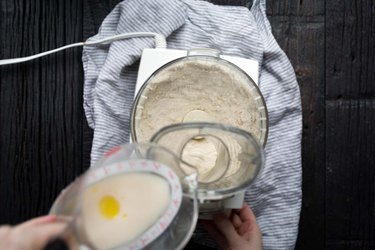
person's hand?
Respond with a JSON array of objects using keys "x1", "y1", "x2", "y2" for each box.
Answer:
[
  {"x1": 0, "y1": 215, "x2": 68, "y2": 250},
  {"x1": 202, "y1": 203, "x2": 262, "y2": 250}
]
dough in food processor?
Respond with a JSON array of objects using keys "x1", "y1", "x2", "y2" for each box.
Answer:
[{"x1": 134, "y1": 57, "x2": 262, "y2": 144}]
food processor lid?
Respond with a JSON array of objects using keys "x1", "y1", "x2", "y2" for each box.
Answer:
[
  {"x1": 150, "y1": 122, "x2": 264, "y2": 199},
  {"x1": 131, "y1": 48, "x2": 268, "y2": 148}
]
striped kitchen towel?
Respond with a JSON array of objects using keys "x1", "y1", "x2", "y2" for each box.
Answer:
[{"x1": 82, "y1": 0, "x2": 302, "y2": 249}]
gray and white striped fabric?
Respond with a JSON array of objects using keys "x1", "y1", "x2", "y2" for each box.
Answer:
[{"x1": 82, "y1": 0, "x2": 302, "y2": 249}]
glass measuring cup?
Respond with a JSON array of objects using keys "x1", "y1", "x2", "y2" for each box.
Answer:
[{"x1": 49, "y1": 143, "x2": 198, "y2": 250}]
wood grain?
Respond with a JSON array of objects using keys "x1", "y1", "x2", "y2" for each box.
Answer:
[
  {"x1": 266, "y1": 0, "x2": 324, "y2": 17},
  {"x1": 267, "y1": 0, "x2": 326, "y2": 249},
  {"x1": 274, "y1": 22, "x2": 326, "y2": 250},
  {"x1": 326, "y1": 240, "x2": 375, "y2": 250},
  {"x1": 326, "y1": 100, "x2": 375, "y2": 247},
  {"x1": 326, "y1": 0, "x2": 375, "y2": 99},
  {"x1": 325, "y1": 0, "x2": 375, "y2": 247},
  {"x1": 83, "y1": 0, "x2": 122, "y2": 39},
  {"x1": 208, "y1": 0, "x2": 249, "y2": 6},
  {"x1": 0, "y1": 0, "x2": 92, "y2": 224}
]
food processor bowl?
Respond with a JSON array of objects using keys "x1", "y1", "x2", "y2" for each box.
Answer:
[{"x1": 131, "y1": 49, "x2": 268, "y2": 148}]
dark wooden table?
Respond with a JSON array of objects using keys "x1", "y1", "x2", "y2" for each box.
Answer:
[{"x1": 1, "y1": 0, "x2": 374, "y2": 249}]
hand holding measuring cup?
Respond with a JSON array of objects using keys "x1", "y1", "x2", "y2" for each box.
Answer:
[
  {"x1": 0, "y1": 215, "x2": 72, "y2": 250},
  {"x1": 48, "y1": 143, "x2": 199, "y2": 250}
]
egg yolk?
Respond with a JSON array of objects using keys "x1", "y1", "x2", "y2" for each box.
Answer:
[{"x1": 99, "y1": 195, "x2": 120, "y2": 219}]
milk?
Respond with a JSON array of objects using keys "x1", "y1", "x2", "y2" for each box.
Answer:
[{"x1": 81, "y1": 172, "x2": 171, "y2": 250}]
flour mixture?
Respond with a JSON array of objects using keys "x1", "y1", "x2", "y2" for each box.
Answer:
[{"x1": 133, "y1": 56, "x2": 265, "y2": 144}]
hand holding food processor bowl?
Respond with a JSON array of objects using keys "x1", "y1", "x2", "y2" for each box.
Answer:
[{"x1": 131, "y1": 49, "x2": 267, "y2": 214}]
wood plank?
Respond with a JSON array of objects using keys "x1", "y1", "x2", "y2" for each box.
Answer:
[
  {"x1": 266, "y1": 0, "x2": 324, "y2": 17},
  {"x1": 266, "y1": 1, "x2": 326, "y2": 248},
  {"x1": 0, "y1": 0, "x2": 91, "y2": 224},
  {"x1": 326, "y1": 240, "x2": 375, "y2": 250},
  {"x1": 325, "y1": 100, "x2": 375, "y2": 246},
  {"x1": 270, "y1": 20, "x2": 326, "y2": 249},
  {"x1": 83, "y1": 0, "x2": 122, "y2": 39},
  {"x1": 208, "y1": 0, "x2": 249, "y2": 6},
  {"x1": 83, "y1": 0, "x2": 249, "y2": 36},
  {"x1": 326, "y1": 0, "x2": 375, "y2": 99}
]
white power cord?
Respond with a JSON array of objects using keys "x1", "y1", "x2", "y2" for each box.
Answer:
[{"x1": 0, "y1": 32, "x2": 167, "y2": 66}]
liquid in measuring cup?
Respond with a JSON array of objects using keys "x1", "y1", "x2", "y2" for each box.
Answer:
[{"x1": 81, "y1": 172, "x2": 171, "y2": 250}]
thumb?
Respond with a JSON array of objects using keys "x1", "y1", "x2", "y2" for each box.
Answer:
[
  {"x1": 212, "y1": 214, "x2": 240, "y2": 245},
  {"x1": 7, "y1": 216, "x2": 71, "y2": 250},
  {"x1": 32, "y1": 222, "x2": 67, "y2": 249}
]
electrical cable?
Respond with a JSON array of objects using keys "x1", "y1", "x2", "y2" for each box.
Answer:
[{"x1": 0, "y1": 32, "x2": 166, "y2": 66}]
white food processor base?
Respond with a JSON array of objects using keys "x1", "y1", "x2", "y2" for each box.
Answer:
[{"x1": 198, "y1": 191, "x2": 246, "y2": 219}]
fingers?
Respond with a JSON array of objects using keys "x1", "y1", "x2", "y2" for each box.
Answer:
[
  {"x1": 201, "y1": 220, "x2": 228, "y2": 248},
  {"x1": 201, "y1": 204, "x2": 262, "y2": 250},
  {"x1": 237, "y1": 221, "x2": 251, "y2": 236},
  {"x1": 29, "y1": 222, "x2": 68, "y2": 250},
  {"x1": 239, "y1": 204, "x2": 262, "y2": 238},
  {"x1": 231, "y1": 204, "x2": 257, "y2": 228},
  {"x1": 8, "y1": 217, "x2": 69, "y2": 250},
  {"x1": 239, "y1": 203, "x2": 257, "y2": 224},
  {"x1": 20, "y1": 215, "x2": 57, "y2": 227},
  {"x1": 231, "y1": 212, "x2": 253, "y2": 239},
  {"x1": 0, "y1": 225, "x2": 11, "y2": 239},
  {"x1": 230, "y1": 212, "x2": 243, "y2": 237},
  {"x1": 230, "y1": 212, "x2": 242, "y2": 228},
  {"x1": 212, "y1": 214, "x2": 240, "y2": 245}
]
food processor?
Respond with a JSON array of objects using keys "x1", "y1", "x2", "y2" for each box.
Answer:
[{"x1": 131, "y1": 48, "x2": 268, "y2": 216}]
